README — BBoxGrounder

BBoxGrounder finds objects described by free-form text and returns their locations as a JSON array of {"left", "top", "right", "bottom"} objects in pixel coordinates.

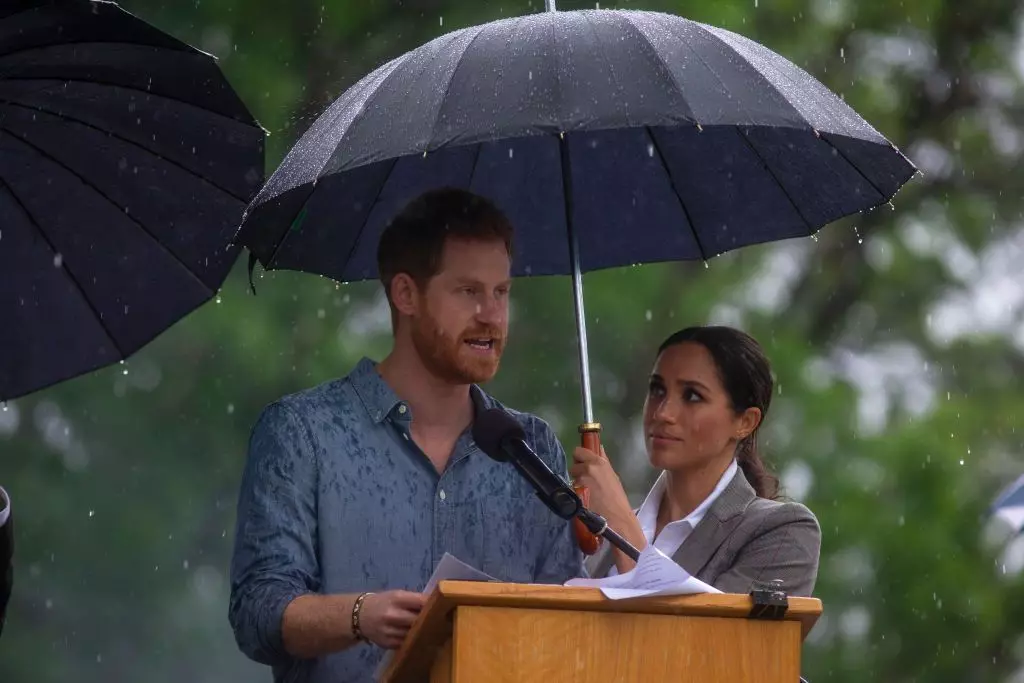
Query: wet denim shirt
[{"left": 228, "top": 357, "right": 584, "bottom": 683}]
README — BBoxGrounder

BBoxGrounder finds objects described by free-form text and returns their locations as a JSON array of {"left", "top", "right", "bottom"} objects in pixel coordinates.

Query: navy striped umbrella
[{"left": 0, "top": 0, "right": 265, "bottom": 401}]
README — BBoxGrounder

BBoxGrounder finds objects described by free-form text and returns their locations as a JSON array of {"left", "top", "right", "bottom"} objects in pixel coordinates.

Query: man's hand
[{"left": 358, "top": 590, "right": 427, "bottom": 649}]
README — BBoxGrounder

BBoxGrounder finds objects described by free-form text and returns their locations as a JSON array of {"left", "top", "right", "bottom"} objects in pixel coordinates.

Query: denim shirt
[{"left": 228, "top": 357, "right": 584, "bottom": 683}]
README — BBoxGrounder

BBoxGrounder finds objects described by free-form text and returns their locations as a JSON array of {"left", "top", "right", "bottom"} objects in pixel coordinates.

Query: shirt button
[
  {"left": 398, "top": 404, "right": 407, "bottom": 414},
  {"left": 439, "top": 489, "right": 446, "bottom": 501}
]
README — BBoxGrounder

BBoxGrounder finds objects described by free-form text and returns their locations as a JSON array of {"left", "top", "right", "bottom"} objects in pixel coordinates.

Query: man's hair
[{"left": 376, "top": 188, "right": 514, "bottom": 312}]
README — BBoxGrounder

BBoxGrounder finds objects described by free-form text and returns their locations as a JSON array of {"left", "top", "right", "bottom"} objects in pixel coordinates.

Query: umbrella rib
[
  {"left": 0, "top": 98, "right": 256, "bottom": 203},
  {"left": 644, "top": 126, "right": 710, "bottom": 261},
  {"left": 581, "top": 12, "right": 632, "bottom": 128},
  {"left": 733, "top": 127, "right": 815, "bottom": 234},
  {"left": 814, "top": 132, "right": 890, "bottom": 203},
  {"left": 427, "top": 22, "right": 493, "bottom": 147},
  {"left": 337, "top": 156, "right": 401, "bottom": 278},
  {"left": 0, "top": 176, "right": 126, "bottom": 358},
  {"left": 0, "top": 124, "right": 217, "bottom": 295},
  {"left": 0, "top": 75, "right": 258, "bottom": 127},
  {"left": 618, "top": 14, "right": 696, "bottom": 125}
]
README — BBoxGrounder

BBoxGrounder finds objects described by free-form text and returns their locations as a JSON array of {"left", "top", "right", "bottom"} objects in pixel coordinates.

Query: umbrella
[
  {"left": 0, "top": 0, "right": 265, "bottom": 401},
  {"left": 992, "top": 474, "right": 1024, "bottom": 536},
  {"left": 233, "top": 4, "right": 916, "bottom": 554}
]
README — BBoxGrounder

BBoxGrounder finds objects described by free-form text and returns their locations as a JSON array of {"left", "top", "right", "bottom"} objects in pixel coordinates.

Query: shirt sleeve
[
  {"left": 228, "top": 402, "right": 321, "bottom": 666},
  {"left": 531, "top": 422, "right": 587, "bottom": 582}
]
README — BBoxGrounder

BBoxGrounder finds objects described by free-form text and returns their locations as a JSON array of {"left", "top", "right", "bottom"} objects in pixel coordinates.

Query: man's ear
[
  {"left": 389, "top": 273, "right": 420, "bottom": 317},
  {"left": 735, "top": 406, "right": 762, "bottom": 441}
]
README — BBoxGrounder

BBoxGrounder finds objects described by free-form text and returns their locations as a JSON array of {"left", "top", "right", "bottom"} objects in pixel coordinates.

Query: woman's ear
[{"left": 735, "top": 406, "right": 762, "bottom": 441}]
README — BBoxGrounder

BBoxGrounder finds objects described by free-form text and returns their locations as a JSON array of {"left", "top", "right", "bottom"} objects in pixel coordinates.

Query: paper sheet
[
  {"left": 375, "top": 554, "right": 497, "bottom": 680},
  {"left": 564, "top": 544, "right": 721, "bottom": 599}
]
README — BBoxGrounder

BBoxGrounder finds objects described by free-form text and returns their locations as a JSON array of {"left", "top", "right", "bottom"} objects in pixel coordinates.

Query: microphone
[
  {"left": 472, "top": 408, "right": 640, "bottom": 561},
  {"left": 472, "top": 408, "right": 582, "bottom": 519}
]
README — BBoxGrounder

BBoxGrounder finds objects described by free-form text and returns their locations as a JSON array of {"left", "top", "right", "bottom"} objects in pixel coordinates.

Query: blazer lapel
[{"left": 672, "top": 470, "right": 756, "bottom": 577}]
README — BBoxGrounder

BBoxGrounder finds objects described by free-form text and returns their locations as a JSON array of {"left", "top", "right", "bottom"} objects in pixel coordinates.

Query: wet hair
[
  {"left": 657, "top": 325, "right": 779, "bottom": 499},
  {"left": 377, "top": 187, "right": 514, "bottom": 319}
]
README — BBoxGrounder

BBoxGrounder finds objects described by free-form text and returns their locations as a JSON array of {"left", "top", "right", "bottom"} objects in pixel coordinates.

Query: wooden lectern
[{"left": 379, "top": 581, "right": 822, "bottom": 683}]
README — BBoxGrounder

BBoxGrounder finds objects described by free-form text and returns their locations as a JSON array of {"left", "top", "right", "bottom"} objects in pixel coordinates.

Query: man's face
[{"left": 410, "top": 237, "right": 511, "bottom": 385}]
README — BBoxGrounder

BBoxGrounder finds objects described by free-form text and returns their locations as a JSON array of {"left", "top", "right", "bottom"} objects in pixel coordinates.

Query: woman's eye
[
  {"left": 684, "top": 388, "right": 702, "bottom": 402},
  {"left": 648, "top": 382, "right": 665, "bottom": 397}
]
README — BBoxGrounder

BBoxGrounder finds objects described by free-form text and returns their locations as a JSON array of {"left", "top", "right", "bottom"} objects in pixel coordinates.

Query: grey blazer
[{"left": 585, "top": 470, "right": 822, "bottom": 597}]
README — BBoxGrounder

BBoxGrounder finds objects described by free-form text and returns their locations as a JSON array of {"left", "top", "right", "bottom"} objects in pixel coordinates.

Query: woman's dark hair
[{"left": 657, "top": 325, "right": 779, "bottom": 499}]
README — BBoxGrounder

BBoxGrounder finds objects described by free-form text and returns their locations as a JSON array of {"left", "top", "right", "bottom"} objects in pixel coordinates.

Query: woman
[{"left": 572, "top": 326, "right": 820, "bottom": 596}]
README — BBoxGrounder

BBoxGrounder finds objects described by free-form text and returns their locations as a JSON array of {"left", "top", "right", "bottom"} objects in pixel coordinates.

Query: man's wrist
[{"left": 350, "top": 592, "right": 373, "bottom": 642}]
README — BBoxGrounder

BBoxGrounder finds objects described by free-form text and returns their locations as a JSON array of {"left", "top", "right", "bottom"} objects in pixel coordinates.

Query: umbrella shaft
[{"left": 560, "top": 135, "right": 594, "bottom": 424}]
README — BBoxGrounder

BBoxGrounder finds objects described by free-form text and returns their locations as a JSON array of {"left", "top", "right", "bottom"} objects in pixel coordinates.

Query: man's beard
[{"left": 410, "top": 311, "right": 505, "bottom": 385}]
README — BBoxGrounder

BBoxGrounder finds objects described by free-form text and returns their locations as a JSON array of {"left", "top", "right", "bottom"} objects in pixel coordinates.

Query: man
[
  {"left": 228, "top": 188, "right": 582, "bottom": 682},
  {"left": 1, "top": 485, "right": 11, "bottom": 638}
]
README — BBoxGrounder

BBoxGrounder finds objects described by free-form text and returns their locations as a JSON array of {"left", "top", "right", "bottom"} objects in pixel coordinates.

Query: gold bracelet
[{"left": 351, "top": 591, "right": 374, "bottom": 642}]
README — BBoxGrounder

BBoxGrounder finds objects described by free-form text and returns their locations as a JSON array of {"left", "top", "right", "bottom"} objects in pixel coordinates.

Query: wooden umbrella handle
[{"left": 572, "top": 423, "right": 604, "bottom": 554}]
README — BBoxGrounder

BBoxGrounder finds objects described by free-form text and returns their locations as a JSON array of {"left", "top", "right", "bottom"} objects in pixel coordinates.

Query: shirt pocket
[{"left": 479, "top": 493, "right": 561, "bottom": 584}]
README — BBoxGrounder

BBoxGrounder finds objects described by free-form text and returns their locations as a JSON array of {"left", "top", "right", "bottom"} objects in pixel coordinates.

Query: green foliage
[{"left": 2, "top": 0, "right": 1023, "bottom": 681}]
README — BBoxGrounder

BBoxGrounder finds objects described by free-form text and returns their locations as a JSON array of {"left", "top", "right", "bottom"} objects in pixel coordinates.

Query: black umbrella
[
  {"left": 234, "top": 5, "right": 915, "bottom": 554},
  {"left": 0, "top": 0, "right": 265, "bottom": 401}
]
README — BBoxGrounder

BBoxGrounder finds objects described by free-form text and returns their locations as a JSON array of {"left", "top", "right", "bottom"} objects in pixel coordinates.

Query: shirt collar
[
  {"left": 635, "top": 459, "right": 739, "bottom": 534},
  {"left": 349, "top": 356, "right": 498, "bottom": 424},
  {"left": 349, "top": 357, "right": 404, "bottom": 423}
]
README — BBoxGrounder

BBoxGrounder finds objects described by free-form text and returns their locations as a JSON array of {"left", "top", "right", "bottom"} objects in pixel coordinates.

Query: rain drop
[
  {"left": 703, "top": 261, "right": 709, "bottom": 269},
  {"left": 227, "top": 404, "right": 235, "bottom": 415},
  {"left": 508, "top": 148, "right": 514, "bottom": 159},
  {"left": 88, "top": 510, "right": 95, "bottom": 517},
  {"left": 439, "top": 16, "right": 443, "bottom": 26},
  {"left": 647, "top": 144, "right": 654, "bottom": 157},
  {"left": 53, "top": 253, "right": 63, "bottom": 268},
  {"left": 959, "top": 459, "right": 964, "bottom": 466},
  {"left": 645, "top": 310, "right": 652, "bottom": 321},
  {"left": 216, "top": 296, "right": 222, "bottom": 304},
  {"left": 754, "top": 0, "right": 758, "bottom": 6},
  {"left": 183, "top": 560, "right": 190, "bottom": 570},
  {"left": 528, "top": 71, "right": 533, "bottom": 81}
]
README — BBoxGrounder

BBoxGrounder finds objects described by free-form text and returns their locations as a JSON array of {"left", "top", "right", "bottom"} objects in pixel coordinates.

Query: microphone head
[{"left": 472, "top": 408, "right": 526, "bottom": 462}]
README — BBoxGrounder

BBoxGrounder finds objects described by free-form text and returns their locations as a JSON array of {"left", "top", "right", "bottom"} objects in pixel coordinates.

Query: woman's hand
[{"left": 570, "top": 446, "right": 634, "bottom": 530}]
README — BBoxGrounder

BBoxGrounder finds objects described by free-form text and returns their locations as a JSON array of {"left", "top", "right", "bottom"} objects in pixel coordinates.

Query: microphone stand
[{"left": 575, "top": 507, "right": 641, "bottom": 562}]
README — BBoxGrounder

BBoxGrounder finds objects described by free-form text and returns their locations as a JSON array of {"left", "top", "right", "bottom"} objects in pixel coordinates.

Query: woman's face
[{"left": 642, "top": 341, "right": 759, "bottom": 472}]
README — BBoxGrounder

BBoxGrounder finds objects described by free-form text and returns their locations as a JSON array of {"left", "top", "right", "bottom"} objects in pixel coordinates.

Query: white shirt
[
  {"left": 0, "top": 486, "right": 8, "bottom": 528},
  {"left": 608, "top": 459, "right": 738, "bottom": 576}
]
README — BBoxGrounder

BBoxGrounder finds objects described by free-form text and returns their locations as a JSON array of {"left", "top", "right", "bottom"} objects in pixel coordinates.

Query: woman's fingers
[{"left": 573, "top": 446, "right": 602, "bottom": 463}]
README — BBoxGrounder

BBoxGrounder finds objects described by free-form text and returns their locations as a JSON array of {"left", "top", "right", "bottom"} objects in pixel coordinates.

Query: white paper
[
  {"left": 375, "top": 554, "right": 497, "bottom": 680},
  {"left": 564, "top": 544, "right": 721, "bottom": 599}
]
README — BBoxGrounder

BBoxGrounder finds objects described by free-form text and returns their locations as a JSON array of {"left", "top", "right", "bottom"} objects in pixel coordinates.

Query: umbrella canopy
[
  {"left": 236, "top": 8, "right": 914, "bottom": 285},
  {"left": 0, "top": 0, "right": 265, "bottom": 401},
  {"left": 232, "top": 6, "right": 915, "bottom": 558}
]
